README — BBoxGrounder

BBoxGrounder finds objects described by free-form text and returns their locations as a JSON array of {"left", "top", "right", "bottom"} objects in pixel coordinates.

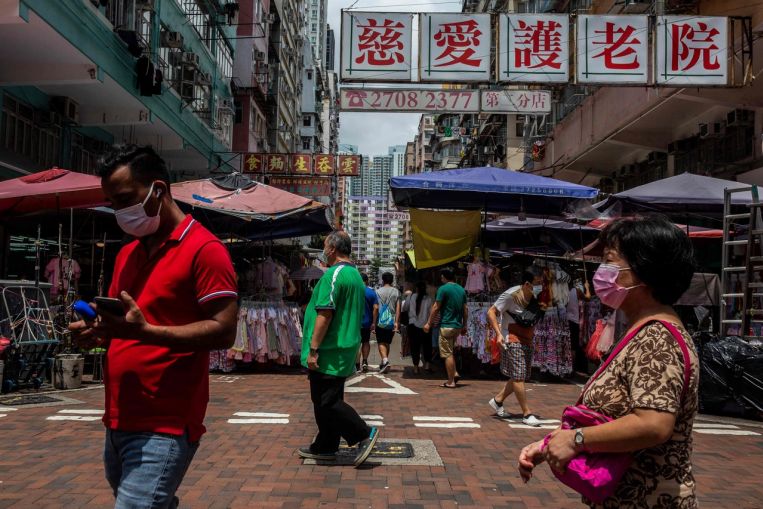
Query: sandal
[{"left": 440, "top": 382, "right": 458, "bottom": 388}]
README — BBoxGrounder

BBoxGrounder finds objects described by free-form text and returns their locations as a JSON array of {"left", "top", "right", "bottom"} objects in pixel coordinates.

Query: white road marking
[
  {"left": 413, "top": 416, "right": 473, "bottom": 422},
  {"left": 694, "top": 429, "right": 760, "bottom": 436},
  {"left": 0, "top": 407, "right": 17, "bottom": 411},
  {"left": 414, "top": 423, "right": 481, "bottom": 429},
  {"left": 366, "top": 421, "right": 385, "bottom": 427},
  {"left": 504, "top": 418, "right": 560, "bottom": 425},
  {"left": 0, "top": 414, "right": 6, "bottom": 418},
  {"left": 361, "top": 414, "right": 385, "bottom": 427},
  {"left": 360, "top": 415, "right": 383, "bottom": 420},
  {"left": 693, "top": 423, "right": 739, "bottom": 429},
  {"left": 57, "top": 409, "right": 103, "bottom": 415},
  {"left": 233, "top": 412, "right": 289, "bottom": 418},
  {"left": 47, "top": 416, "right": 101, "bottom": 421},
  {"left": 345, "top": 374, "right": 417, "bottom": 395},
  {"left": 212, "top": 376, "right": 242, "bottom": 383},
  {"left": 228, "top": 418, "right": 289, "bottom": 424}
]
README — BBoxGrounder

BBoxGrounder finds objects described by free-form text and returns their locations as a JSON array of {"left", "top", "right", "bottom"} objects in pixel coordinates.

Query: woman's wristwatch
[{"left": 574, "top": 429, "right": 585, "bottom": 451}]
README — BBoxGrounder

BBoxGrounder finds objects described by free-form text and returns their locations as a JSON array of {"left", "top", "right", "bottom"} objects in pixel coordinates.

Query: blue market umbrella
[{"left": 390, "top": 166, "right": 598, "bottom": 214}]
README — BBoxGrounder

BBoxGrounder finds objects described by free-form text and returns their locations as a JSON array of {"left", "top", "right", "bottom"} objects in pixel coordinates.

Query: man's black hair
[
  {"left": 521, "top": 270, "right": 536, "bottom": 285},
  {"left": 99, "top": 144, "right": 171, "bottom": 190},
  {"left": 599, "top": 214, "right": 695, "bottom": 305},
  {"left": 382, "top": 272, "right": 394, "bottom": 285},
  {"left": 440, "top": 268, "right": 455, "bottom": 281},
  {"left": 361, "top": 273, "right": 369, "bottom": 284}
]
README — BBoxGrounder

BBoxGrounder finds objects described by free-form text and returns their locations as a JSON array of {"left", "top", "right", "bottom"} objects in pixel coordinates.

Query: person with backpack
[
  {"left": 375, "top": 272, "right": 400, "bottom": 374},
  {"left": 357, "top": 273, "right": 378, "bottom": 373}
]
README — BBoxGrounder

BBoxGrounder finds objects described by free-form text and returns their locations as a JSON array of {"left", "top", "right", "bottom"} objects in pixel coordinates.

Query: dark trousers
[
  {"left": 309, "top": 371, "right": 371, "bottom": 454},
  {"left": 570, "top": 320, "right": 587, "bottom": 373},
  {"left": 408, "top": 325, "right": 432, "bottom": 366}
]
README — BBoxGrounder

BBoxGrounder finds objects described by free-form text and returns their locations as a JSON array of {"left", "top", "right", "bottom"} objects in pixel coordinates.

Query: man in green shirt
[
  {"left": 298, "top": 231, "right": 379, "bottom": 467},
  {"left": 424, "top": 268, "right": 467, "bottom": 388}
]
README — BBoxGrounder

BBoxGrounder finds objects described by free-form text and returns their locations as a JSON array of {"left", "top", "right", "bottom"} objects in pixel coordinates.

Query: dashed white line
[
  {"left": 694, "top": 429, "right": 760, "bottom": 436},
  {"left": 413, "top": 416, "right": 479, "bottom": 429},
  {"left": 46, "top": 409, "right": 102, "bottom": 421},
  {"left": 693, "top": 423, "right": 739, "bottom": 429},
  {"left": 227, "top": 411, "right": 290, "bottom": 425},
  {"left": 360, "top": 414, "right": 385, "bottom": 427},
  {"left": 509, "top": 424, "right": 559, "bottom": 430}
]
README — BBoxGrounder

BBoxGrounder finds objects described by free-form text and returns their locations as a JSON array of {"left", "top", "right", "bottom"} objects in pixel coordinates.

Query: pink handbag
[{"left": 542, "top": 320, "right": 692, "bottom": 503}]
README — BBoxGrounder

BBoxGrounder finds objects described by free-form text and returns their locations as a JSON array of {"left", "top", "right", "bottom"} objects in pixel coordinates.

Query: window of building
[
  {"left": 516, "top": 115, "right": 526, "bottom": 138},
  {"left": 216, "top": 35, "right": 234, "bottom": 80},
  {"left": 1, "top": 94, "right": 61, "bottom": 170},
  {"left": 302, "top": 137, "right": 311, "bottom": 150},
  {"left": 303, "top": 115, "right": 311, "bottom": 126},
  {"left": 307, "top": 70, "right": 313, "bottom": 80},
  {"left": 311, "top": 23, "right": 317, "bottom": 32},
  {"left": 180, "top": 0, "right": 213, "bottom": 50}
]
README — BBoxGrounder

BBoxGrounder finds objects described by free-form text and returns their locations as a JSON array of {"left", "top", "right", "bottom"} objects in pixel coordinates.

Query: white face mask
[{"left": 115, "top": 182, "right": 162, "bottom": 237}]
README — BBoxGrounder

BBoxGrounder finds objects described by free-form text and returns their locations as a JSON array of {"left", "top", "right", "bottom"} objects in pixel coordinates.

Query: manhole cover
[
  {"left": 337, "top": 441, "right": 414, "bottom": 459},
  {"left": 0, "top": 394, "right": 62, "bottom": 406}
]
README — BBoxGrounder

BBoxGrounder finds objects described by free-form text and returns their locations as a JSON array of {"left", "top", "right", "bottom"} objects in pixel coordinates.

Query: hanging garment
[{"left": 532, "top": 306, "right": 573, "bottom": 377}]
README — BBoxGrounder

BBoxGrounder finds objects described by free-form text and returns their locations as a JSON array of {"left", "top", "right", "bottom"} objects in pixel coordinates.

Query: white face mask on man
[{"left": 115, "top": 182, "right": 163, "bottom": 237}]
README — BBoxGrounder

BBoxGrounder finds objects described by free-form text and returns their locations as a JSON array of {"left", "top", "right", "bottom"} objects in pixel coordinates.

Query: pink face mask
[{"left": 593, "top": 263, "right": 643, "bottom": 309}]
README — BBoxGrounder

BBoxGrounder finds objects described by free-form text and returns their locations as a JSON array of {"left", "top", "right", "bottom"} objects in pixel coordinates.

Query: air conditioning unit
[
  {"left": 727, "top": 109, "right": 754, "bottom": 127},
  {"left": 700, "top": 121, "right": 726, "bottom": 139},
  {"left": 254, "top": 50, "right": 266, "bottom": 61},
  {"left": 196, "top": 72, "right": 212, "bottom": 86},
  {"left": 266, "top": 13, "right": 276, "bottom": 24},
  {"left": 180, "top": 82, "right": 195, "bottom": 102},
  {"left": 50, "top": 96, "right": 80, "bottom": 123},
  {"left": 160, "top": 31, "right": 184, "bottom": 49},
  {"left": 622, "top": 0, "right": 650, "bottom": 14},
  {"left": 181, "top": 52, "right": 200, "bottom": 68},
  {"left": 647, "top": 151, "right": 667, "bottom": 164},
  {"left": 136, "top": 0, "right": 155, "bottom": 11},
  {"left": 219, "top": 98, "right": 234, "bottom": 111}
]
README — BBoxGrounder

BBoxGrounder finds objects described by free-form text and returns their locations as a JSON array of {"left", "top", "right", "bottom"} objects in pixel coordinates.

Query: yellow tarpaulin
[{"left": 410, "top": 208, "right": 481, "bottom": 269}]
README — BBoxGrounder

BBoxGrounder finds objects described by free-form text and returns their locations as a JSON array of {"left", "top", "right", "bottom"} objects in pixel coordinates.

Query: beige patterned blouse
[{"left": 581, "top": 321, "right": 699, "bottom": 509}]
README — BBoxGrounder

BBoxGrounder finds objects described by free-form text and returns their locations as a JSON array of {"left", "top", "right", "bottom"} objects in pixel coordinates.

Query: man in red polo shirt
[{"left": 69, "top": 145, "right": 238, "bottom": 509}]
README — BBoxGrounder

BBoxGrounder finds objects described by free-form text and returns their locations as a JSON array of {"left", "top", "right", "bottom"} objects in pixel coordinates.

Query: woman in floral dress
[{"left": 517, "top": 215, "right": 699, "bottom": 508}]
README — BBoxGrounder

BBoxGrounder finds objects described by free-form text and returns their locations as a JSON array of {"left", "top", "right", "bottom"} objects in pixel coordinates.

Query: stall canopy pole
[{"left": 34, "top": 224, "right": 41, "bottom": 288}]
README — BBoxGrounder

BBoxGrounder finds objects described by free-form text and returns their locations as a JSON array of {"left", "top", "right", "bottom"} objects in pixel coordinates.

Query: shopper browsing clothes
[
  {"left": 69, "top": 145, "right": 239, "bottom": 509},
  {"left": 424, "top": 268, "right": 467, "bottom": 388},
  {"left": 298, "top": 231, "right": 380, "bottom": 466},
  {"left": 357, "top": 273, "right": 378, "bottom": 373},
  {"left": 375, "top": 272, "right": 401, "bottom": 374},
  {"left": 487, "top": 270, "right": 545, "bottom": 427},
  {"left": 403, "top": 280, "right": 433, "bottom": 375},
  {"left": 518, "top": 215, "right": 698, "bottom": 508}
]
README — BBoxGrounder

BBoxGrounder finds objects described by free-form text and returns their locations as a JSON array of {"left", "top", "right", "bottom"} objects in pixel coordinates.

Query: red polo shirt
[{"left": 103, "top": 215, "right": 237, "bottom": 442}]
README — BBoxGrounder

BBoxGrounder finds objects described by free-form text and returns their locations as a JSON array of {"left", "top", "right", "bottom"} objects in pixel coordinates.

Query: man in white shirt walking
[{"left": 487, "top": 270, "right": 544, "bottom": 427}]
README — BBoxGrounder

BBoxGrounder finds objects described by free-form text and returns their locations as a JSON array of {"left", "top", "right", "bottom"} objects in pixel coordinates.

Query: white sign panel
[
  {"left": 481, "top": 90, "right": 552, "bottom": 113},
  {"left": 419, "top": 13, "right": 491, "bottom": 82},
  {"left": 576, "top": 15, "right": 648, "bottom": 84},
  {"left": 340, "top": 11, "right": 413, "bottom": 82},
  {"left": 656, "top": 16, "right": 728, "bottom": 86},
  {"left": 498, "top": 14, "right": 569, "bottom": 83},
  {"left": 340, "top": 88, "right": 480, "bottom": 113}
]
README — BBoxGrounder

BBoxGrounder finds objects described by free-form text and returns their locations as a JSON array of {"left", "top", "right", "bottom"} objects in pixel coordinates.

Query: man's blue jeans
[{"left": 104, "top": 429, "right": 199, "bottom": 509}]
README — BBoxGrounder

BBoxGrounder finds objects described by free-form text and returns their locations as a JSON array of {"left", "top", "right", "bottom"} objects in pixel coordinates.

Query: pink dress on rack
[{"left": 465, "top": 263, "right": 488, "bottom": 294}]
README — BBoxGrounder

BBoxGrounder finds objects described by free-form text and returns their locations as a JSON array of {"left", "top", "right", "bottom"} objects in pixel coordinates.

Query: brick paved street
[{"left": 1, "top": 359, "right": 763, "bottom": 509}]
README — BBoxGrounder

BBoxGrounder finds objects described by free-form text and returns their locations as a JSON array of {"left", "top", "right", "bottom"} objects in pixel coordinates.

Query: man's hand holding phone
[{"left": 91, "top": 292, "right": 150, "bottom": 341}]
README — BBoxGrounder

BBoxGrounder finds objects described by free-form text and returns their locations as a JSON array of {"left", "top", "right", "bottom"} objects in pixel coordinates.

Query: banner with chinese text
[
  {"left": 337, "top": 155, "right": 361, "bottom": 176},
  {"left": 419, "top": 13, "right": 491, "bottom": 82},
  {"left": 265, "top": 154, "right": 288, "bottom": 174},
  {"left": 341, "top": 11, "right": 413, "bottom": 82},
  {"left": 656, "top": 16, "right": 728, "bottom": 86},
  {"left": 269, "top": 177, "right": 332, "bottom": 197},
  {"left": 498, "top": 14, "right": 569, "bottom": 83},
  {"left": 577, "top": 15, "right": 649, "bottom": 84},
  {"left": 481, "top": 90, "right": 551, "bottom": 113},
  {"left": 340, "top": 88, "right": 479, "bottom": 113}
]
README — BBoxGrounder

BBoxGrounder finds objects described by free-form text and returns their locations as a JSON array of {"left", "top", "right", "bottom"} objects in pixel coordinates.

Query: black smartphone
[{"left": 94, "top": 297, "right": 126, "bottom": 316}]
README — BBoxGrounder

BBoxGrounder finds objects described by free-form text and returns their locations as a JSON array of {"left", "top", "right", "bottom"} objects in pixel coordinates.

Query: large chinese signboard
[
  {"left": 313, "top": 155, "right": 336, "bottom": 176},
  {"left": 481, "top": 90, "right": 552, "bottom": 113},
  {"left": 269, "top": 177, "right": 332, "bottom": 197},
  {"left": 341, "top": 11, "right": 413, "bottom": 82},
  {"left": 290, "top": 154, "right": 313, "bottom": 175},
  {"left": 577, "top": 15, "right": 649, "bottom": 84},
  {"left": 340, "top": 88, "right": 480, "bottom": 113},
  {"left": 337, "top": 155, "right": 361, "bottom": 176},
  {"left": 498, "top": 14, "right": 569, "bottom": 83},
  {"left": 243, "top": 153, "right": 264, "bottom": 174},
  {"left": 265, "top": 154, "right": 287, "bottom": 174},
  {"left": 419, "top": 13, "right": 491, "bottom": 82},
  {"left": 656, "top": 16, "right": 728, "bottom": 86}
]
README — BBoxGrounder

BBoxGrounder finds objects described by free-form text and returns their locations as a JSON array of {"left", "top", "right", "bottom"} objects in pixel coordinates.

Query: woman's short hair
[{"left": 599, "top": 214, "right": 695, "bottom": 305}]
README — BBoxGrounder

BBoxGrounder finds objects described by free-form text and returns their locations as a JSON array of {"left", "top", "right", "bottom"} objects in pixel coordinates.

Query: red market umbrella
[
  {"left": 0, "top": 168, "right": 107, "bottom": 215},
  {"left": 587, "top": 218, "right": 723, "bottom": 239},
  {"left": 171, "top": 175, "right": 319, "bottom": 220}
]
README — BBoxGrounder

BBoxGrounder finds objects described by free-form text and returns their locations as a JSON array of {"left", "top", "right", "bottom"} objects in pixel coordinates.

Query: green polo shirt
[
  {"left": 435, "top": 282, "right": 467, "bottom": 329},
  {"left": 301, "top": 262, "right": 365, "bottom": 377}
]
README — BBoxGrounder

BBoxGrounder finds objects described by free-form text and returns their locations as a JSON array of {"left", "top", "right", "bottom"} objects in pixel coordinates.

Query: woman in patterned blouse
[{"left": 517, "top": 215, "right": 699, "bottom": 509}]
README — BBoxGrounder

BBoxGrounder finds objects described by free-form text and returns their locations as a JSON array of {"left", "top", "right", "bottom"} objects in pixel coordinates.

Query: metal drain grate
[
  {"left": 337, "top": 441, "right": 414, "bottom": 459},
  {"left": 0, "top": 394, "right": 63, "bottom": 406}
]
